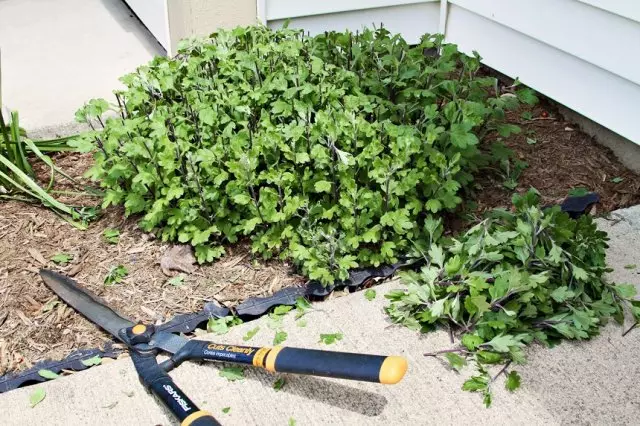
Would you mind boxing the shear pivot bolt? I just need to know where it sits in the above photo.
[132,324,147,335]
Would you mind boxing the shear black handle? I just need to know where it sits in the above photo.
[169,341,407,384]
[263,347,407,384]
[131,351,221,426]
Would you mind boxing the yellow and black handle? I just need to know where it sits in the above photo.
[166,340,407,384]
[131,350,220,426]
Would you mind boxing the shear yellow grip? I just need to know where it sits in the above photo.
[379,356,408,384]
[181,411,215,426]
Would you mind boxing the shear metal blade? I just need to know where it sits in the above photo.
[39,269,134,342]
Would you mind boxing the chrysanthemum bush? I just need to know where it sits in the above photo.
[72,25,535,284]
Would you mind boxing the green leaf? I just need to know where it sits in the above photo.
[425,199,442,213]
[314,180,332,193]
[273,377,286,391]
[462,375,488,392]
[496,124,521,138]
[614,284,637,299]
[208,316,242,335]
[516,88,538,105]
[273,331,288,345]
[81,356,102,367]
[476,351,503,364]
[381,241,396,258]
[444,352,467,372]
[483,390,492,408]
[167,275,185,286]
[483,334,521,353]
[219,367,245,382]
[288,418,297,426]
[450,124,479,148]
[461,334,484,351]
[104,265,128,285]
[103,228,120,244]
[465,295,490,317]
[50,253,73,265]
[611,177,624,184]
[428,244,445,268]
[550,286,576,303]
[29,387,46,408]
[505,370,521,392]
[243,326,260,341]
[572,266,588,281]
[295,152,310,163]
[364,289,377,301]
[233,194,252,205]
[568,187,589,197]
[199,107,216,126]
[295,297,312,316]
[222,407,231,414]
[520,111,533,121]
[319,333,343,345]
[273,305,293,316]
[296,319,307,328]
[38,369,60,380]
[526,138,536,145]
[195,245,225,263]
[624,264,637,270]
[548,244,563,263]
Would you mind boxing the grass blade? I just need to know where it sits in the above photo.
[0,153,73,214]
[0,109,13,166]
[24,139,101,195]
[10,111,33,176]
[24,139,56,190]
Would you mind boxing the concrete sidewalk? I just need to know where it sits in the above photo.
[0,0,164,132]
[0,210,639,425]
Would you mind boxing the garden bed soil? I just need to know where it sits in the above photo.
[474,100,640,214]
[0,200,303,375]
[1,100,640,375]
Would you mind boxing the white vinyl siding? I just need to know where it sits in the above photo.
[265,0,640,144]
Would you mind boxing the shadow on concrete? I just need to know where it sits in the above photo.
[98,0,166,56]
[203,361,388,417]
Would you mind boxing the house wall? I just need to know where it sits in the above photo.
[265,1,441,44]
[129,0,640,145]
[166,0,257,55]
[264,0,640,145]
[124,0,257,55]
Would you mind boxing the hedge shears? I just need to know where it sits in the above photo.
[39,270,407,426]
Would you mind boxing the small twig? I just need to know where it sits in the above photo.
[424,348,469,357]
[491,361,512,383]
[622,322,638,337]
[526,117,556,122]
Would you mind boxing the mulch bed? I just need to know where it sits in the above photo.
[1,99,639,376]
[473,100,640,213]
[0,200,303,375]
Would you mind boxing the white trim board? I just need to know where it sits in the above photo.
[265,0,436,21]
[124,0,170,51]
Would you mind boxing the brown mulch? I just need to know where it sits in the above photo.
[0,197,303,375]
[471,100,640,215]
[1,99,640,375]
